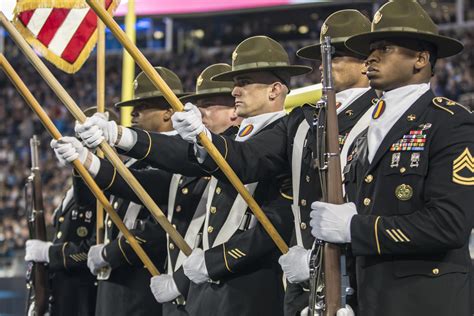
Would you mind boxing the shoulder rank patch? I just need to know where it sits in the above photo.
[453,147,474,186]
[433,97,473,115]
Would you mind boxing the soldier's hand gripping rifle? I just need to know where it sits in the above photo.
[308,36,353,316]
[25,135,50,316]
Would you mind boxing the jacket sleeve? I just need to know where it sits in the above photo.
[49,238,94,272]
[93,158,172,206]
[103,219,166,271]
[72,172,96,207]
[120,128,208,177]
[351,113,474,256]
[204,195,293,280]
[198,118,290,184]
[172,266,190,299]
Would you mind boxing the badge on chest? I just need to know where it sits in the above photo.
[390,123,431,152]
[389,152,421,169]
[389,123,432,169]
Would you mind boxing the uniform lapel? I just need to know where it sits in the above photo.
[338,89,377,133]
[180,176,199,188]
[366,90,434,173]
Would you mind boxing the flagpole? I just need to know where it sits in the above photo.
[120,0,136,127]
[96,0,106,245]
[0,53,159,276]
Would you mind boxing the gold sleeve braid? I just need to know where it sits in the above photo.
[137,130,152,160]
[208,135,228,174]
[103,168,117,191]
[222,243,233,273]
[118,237,133,265]
[61,242,69,269]
[374,216,381,255]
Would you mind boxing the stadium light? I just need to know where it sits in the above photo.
[298,25,309,34]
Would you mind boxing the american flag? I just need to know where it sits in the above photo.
[13,0,119,73]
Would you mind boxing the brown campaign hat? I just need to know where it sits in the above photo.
[297,9,371,61]
[83,106,119,123]
[212,35,312,82]
[345,0,463,58]
[180,63,234,104]
[115,66,188,108]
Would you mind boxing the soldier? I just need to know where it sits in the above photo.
[278,10,375,315]
[25,176,97,316]
[75,35,308,316]
[310,1,472,316]
[148,63,241,315]
[24,107,118,316]
[51,67,187,316]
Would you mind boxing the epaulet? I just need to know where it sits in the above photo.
[432,97,472,115]
[297,103,317,111]
[286,103,306,114]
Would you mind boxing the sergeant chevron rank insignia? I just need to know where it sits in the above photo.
[452,148,474,185]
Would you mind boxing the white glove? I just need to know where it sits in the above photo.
[150,274,181,303]
[310,202,357,243]
[50,137,100,176]
[172,103,210,143]
[300,304,354,316]
[87,244,109,275]
[300,306,309,316]
[182,248,210,284]
[25,240,52,263]
[337,305,355,316]
[278,246,311,283]
[75,112,118,148]
[50,137,89,166]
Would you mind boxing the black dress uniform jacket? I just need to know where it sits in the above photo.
[123,124,293,316]
[48,176,97,316]
[197,90,376,315]
[344,91,474,316]
[96,140,214,316]
[90,158,169,316]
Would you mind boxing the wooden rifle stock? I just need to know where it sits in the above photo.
[29,135,50,316]
[321,36,343,316]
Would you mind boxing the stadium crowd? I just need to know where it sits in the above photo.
[0,27,472,264]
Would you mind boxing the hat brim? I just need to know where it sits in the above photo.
[211,65,312,82]
[114,93,189,108]
[179,91,233,104]
[345,31,464,58]
[297,42,366,61]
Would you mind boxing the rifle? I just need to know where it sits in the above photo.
[25,135,50,316]
[307,36,352,316]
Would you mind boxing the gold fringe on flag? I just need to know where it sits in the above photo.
[12,0,120,74]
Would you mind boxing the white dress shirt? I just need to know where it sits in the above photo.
[367,83,430,163]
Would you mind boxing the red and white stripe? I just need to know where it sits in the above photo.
[17,0,112,64]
